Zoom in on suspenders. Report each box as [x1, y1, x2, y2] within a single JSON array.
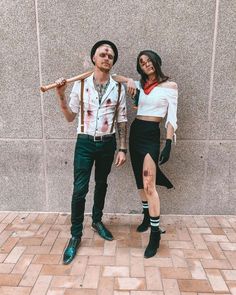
[[80, 80, 122, 134], [110, 83, 121, 133]]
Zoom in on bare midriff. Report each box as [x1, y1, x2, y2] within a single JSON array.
[[136, 115, 162, 122]]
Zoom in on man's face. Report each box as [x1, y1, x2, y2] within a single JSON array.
[[93, 45, 115, 72]]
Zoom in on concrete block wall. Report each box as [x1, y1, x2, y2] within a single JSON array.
[[0, 0, 235, 214]]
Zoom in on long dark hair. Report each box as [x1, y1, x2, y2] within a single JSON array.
[[137, 50, 169, 88]]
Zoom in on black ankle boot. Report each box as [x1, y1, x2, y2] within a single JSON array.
[[144, 229, 161, 258], [137, 209, 150, 232]]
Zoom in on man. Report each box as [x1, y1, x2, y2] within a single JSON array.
[[55, 40, 127, 264]]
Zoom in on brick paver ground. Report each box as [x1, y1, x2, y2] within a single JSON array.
[[0, 212, 236, 294]]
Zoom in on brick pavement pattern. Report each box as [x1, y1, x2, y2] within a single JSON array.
[[0, 212, 236, 294]]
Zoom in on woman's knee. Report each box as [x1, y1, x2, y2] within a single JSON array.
[[143, 182, 156, 197], [138, 189, 146, 198], [143, 170, 156, 195]]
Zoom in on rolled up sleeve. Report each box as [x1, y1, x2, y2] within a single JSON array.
[[165, 88, 178, 132], [69, 81, 80, 114], [117, 85, 128, 123]]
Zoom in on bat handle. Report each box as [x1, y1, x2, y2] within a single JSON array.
[[40, 83, 58, 92], [40, 70, 94, 92]]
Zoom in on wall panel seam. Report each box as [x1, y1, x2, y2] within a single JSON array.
[[202, 0, 220, 211], [34, 0, 49, 210]]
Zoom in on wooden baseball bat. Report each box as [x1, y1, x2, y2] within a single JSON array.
[[40, 70, 94, 92]]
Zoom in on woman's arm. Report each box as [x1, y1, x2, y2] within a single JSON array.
[[159, 82, 178, 165], [166, 123, 174, 140], [159, 123, 174, 165]]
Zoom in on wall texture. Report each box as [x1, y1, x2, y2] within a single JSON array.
[[0, 0, 235, 214]]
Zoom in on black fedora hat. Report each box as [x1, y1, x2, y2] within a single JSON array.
[[90, 40, 118, 65]]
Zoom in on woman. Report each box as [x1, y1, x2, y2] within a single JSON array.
[[115, 50, 178, 258]]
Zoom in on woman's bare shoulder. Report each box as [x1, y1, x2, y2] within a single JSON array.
[[159, 80, 178, 90]]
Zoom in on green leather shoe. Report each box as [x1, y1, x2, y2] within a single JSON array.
[[63, 237, 81, 265], [92, 221, 113, 241]]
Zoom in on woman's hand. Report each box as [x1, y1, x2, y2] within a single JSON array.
[[159, 139, 172, 165], [127, 79, 136, 97]]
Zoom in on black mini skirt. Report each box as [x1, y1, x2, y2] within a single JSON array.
[[129, 118, 173, 189]]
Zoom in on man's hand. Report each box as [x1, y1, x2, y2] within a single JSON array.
[[115, 151, 126, 167], [55, 77, 67, 98], [159, 139, 172, 165], [54, 78, 76, 122], [127, 78, 136, 97]]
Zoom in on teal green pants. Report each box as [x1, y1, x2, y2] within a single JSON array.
[[71, 135, 116, 238]]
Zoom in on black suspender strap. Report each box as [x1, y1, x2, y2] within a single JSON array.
[[110, 83, 122, 133]]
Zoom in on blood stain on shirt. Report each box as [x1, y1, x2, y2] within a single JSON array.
[[106, 98, 112, 106], [84, 90, 92, 131], [87, 110, 93, 117], [101, 118, 109, 132]]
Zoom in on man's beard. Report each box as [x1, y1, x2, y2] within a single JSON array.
[[97, 64, 110, 73]]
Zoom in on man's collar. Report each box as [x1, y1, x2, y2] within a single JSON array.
[[86, 72, 117, 88]]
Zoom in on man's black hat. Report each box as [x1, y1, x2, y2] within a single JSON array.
[[91, 40, 118, 65]]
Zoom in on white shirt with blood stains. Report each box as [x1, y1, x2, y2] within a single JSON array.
[[135, 80, 178, 132], [69, 73, 127, 136]]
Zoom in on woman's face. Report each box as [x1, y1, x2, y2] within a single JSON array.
[[139, 55, 155, 76]]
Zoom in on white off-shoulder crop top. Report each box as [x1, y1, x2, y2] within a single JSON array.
[[135, 80, 178, 132]]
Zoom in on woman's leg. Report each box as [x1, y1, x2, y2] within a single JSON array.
[[129, 136, 150, 232], [142, 153, 161, 258], [137, 189, 150, 232], [138, 189, 147, 201], [143, 154, 160, 216]]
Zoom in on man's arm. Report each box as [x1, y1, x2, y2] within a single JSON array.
[[112, 75, 130, 83], [117, 121, 128, 150], [116, 84, 128, 150], [55, 78, 77, 122], [115, 121, 127, 167], [59, 95, 77, 122], [113, 75, 136, 97], [114, 84, 128, 167]]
